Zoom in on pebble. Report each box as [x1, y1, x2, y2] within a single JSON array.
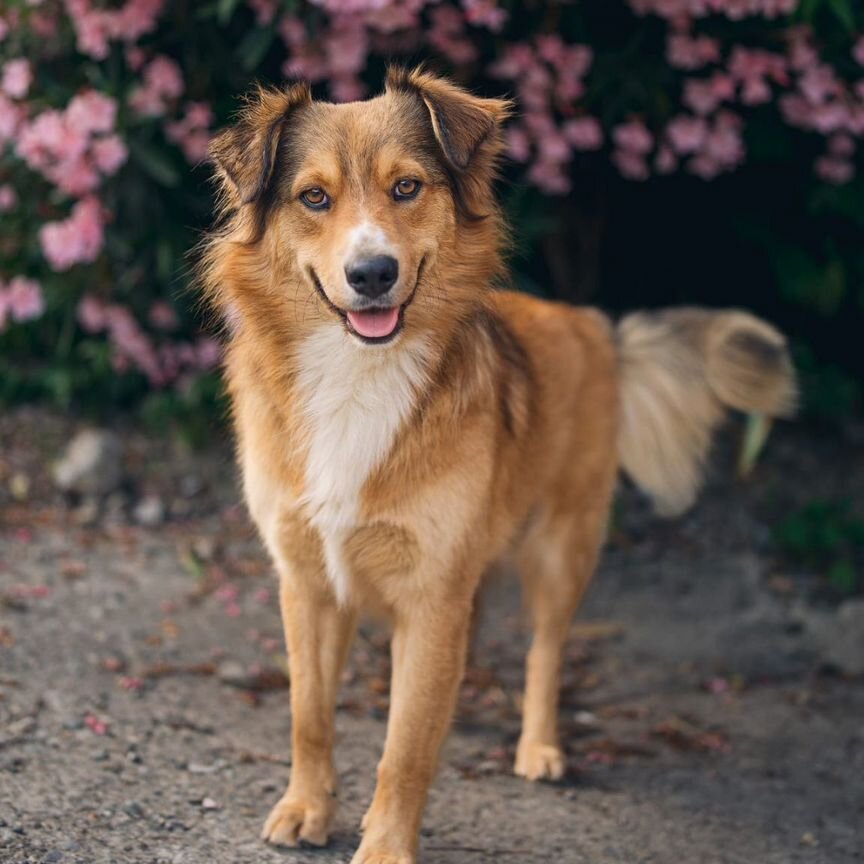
[[187, 761, 222, 774], [216, 660, 252, 688], [133, 495, 166, 527], [53, 428, 123, 496], [123, 801, 144, 819]]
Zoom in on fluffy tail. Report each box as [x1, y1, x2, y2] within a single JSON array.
[[616, 307, 798, 517]]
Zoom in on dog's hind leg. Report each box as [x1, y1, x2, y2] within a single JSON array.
[[262, 579, 357, 848], [513, 506, 607, 781]]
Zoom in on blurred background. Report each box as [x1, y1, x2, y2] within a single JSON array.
[[1, 5, 863, 861]]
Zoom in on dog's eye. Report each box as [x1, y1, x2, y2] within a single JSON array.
[[393, 178, 421, 201], [300, 187, 330, 210]]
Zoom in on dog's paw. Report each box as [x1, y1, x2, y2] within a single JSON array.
[[261, 793, 333, 847], [350, 846, 414, 864], [514, 740, 566, 781]]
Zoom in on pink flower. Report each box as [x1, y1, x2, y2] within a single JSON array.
[[505, 125, 532, 162], [828, 134, 855, 157], [39, 197, 104, 271], [78, 294, 109, 332], [148, 301, 178, 331], [563, 117, 604, 151], [6, 277, 45, 323], [49, 156, 100, 196], [853, 37, 864, 67], [683, 79, 722, 115], [247, 0, 278, 24], [666, 115, 707, 154], [126, 45, 146, 71], [538, 132, 571, 163], [145, 56, 183, 99], [0, 184, 16, 212], [815, 156, 854, 185], [1, 59, 32, 99], [66, 90, 117, 135], [799, 64, 838, 105], [741, 77, 771, 105], [612, 149, 650, 180], [462, 0, 508, 32], [667, 34, 720, 70], [92, 135, 128, 174], [84, 713, 108, 735], [165, 102, 213, 163], [655, 145, 678, 174], [130, 56, 184, 117], [527, 159, 571, 194], [0, 94, 22, 142], [613, 120, 654, 155]]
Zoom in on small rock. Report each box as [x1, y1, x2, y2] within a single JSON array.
[[8, 472, 30, 500], [187, 761, 222, 775], [53, 429, 123, 496], [133, 495, 165, 527], [217, 660, 252, 688], [802, 598, 864, 675], [6, 716, 36, 737], [573, 710, 600, 728], [71, 498, 100, 526], [823, 599, 864, 676], [123, 801, 144, 819], [179, 474, 204, 498], [201, 797, 220, 810]]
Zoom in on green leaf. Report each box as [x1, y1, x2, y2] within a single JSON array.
[[828, 559, 857, 594], [236, 25, 276, 71], [129, 140, 182, 188], [826, 0, 856, 32], [218, 0, 242, 24], [772, 245, 846, 316], [738, 412, 773, 478], [795, 0, 821, 22]]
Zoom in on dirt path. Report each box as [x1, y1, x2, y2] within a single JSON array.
[[1, 414, 862, 864]]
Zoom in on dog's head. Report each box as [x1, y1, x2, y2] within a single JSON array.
[[207, 68, 511, 345]]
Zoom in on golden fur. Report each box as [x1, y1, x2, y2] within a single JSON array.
[[200, 68, 797, 864]]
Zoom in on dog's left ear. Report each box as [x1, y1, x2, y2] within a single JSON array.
[[386, 67, 512, 173], [210, 82, 311, 207]]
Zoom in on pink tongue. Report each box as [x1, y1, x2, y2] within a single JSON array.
[[347, 307, 399, 339]]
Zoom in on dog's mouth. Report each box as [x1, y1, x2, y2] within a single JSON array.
[[310, 258, 425, 345]]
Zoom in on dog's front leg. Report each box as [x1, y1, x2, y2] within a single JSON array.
[[262, 578, 357, 847], [352, 587, 474, 864]]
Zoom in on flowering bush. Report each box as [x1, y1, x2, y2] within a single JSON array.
[[1, 0, 862, 414]]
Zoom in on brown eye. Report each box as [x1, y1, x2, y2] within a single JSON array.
[[300, 187, 329, 209], [393, 178, 421, 200]]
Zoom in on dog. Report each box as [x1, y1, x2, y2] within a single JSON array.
[[200, 67, 797, 864]]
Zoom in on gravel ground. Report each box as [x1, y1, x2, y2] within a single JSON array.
[[0, 409, 862, 864]]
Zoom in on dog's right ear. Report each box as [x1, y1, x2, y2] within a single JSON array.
[[209, 82, 311, 207]]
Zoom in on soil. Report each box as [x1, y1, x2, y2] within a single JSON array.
[[1, 407, 862, 864]]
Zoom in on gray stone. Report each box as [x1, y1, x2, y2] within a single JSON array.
[[823, 599, 864, 675], [134, 495, 166, 527], [53, 429, 123, 496]]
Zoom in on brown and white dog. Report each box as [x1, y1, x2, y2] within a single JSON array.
[[200, 68, 797, 864]]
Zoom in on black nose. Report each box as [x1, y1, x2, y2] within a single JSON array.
[[345, 255, 398, 299]]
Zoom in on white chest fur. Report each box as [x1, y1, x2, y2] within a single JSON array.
[[296, 325, 432, 603]]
